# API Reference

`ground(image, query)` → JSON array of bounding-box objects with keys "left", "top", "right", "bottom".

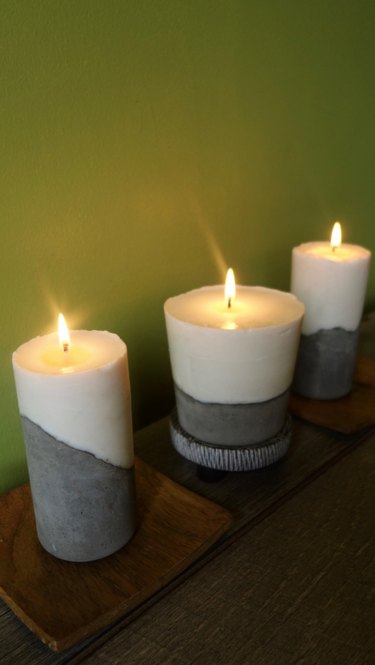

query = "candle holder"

[
  {"left": 22, "top": 417, "right": 137, "bottom": 562},
  {"left": 170, "top": 409, "right": 292, "bottom": 472},
  {"left": 292, "top": 328, "right": 360, "bottom": 399}
]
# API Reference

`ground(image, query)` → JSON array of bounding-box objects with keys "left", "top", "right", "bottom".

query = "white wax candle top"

[
  {"left": 298, "top": 242, "right": 370, "bottom": 263},
  {"left": 13, "top": 329, "right": 133, "bottom": 468},
  {"left": 14, "top": 330, "right": 125, "bottom": 375},
  {"left": 291, "top": 241, "right": 371, "bottom": 334},
  {"left": 164, "top": 285, "right": 304, "bottom": 403},
  {"left": 165, "top": 285, "right": 304, "bottom": 330}
]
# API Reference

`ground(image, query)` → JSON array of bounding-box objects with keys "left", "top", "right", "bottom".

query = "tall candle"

[
  {"left": 12, "top": 319, "right": 136, "bottom": 562},
  {"left": 291, "top": 224, "right": 371, "bottom": 399},
  {"left": 164, "top": 283, "right": 304, "bottom": 449}
]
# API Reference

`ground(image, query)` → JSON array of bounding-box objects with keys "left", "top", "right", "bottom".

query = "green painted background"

[{"left": 1, "top": 1, "right": 374, "bottom": 492}]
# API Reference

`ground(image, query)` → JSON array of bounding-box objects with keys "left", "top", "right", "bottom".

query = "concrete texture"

[
  {"left": 174, "top": 385, "right": 289, "bottom": 446},
  {"left": 358, "top": 311, "right": 375, "bottom": 360},
  {"left": 21, "top": 417, "right": 137, "bottom": 562},
  {"left": 170, "top": 410, "right": 292, "bottom": 471},
  {"left": 293, "top": 327, "right": 360, "bottom": 399}
]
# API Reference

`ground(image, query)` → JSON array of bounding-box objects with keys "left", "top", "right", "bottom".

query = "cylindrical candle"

[
  {"left": 164, "top": 286, "right": 304, "bottom": 447},
  {"left": 291, "top": 239, "right": 371, "bottom": 399},
  {"left": 12, "top": 327, "right": 136, "bottom": 562}
]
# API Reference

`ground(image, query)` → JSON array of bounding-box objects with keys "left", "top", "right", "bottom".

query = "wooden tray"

[
  {"left": 289, "top": 357, "right": 375, "bottom": 434},
  {"left": 0, "top": 457, "right": 232, "bottom": 652}
]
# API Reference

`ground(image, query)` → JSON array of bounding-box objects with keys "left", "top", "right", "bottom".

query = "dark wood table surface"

[{"left": 1, "top": 314, "right": 374, "bottom": 665}]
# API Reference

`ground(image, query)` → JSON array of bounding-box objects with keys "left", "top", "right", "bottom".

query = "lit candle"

[
  {"left": 291, "top": 223, "right": 371, "bottom": 399},
  {"left": 164, "top": 272, "right": 304, "bottom": 455},
  {"left": 12, "top": 315, "right": 136, "bottom": 562}
]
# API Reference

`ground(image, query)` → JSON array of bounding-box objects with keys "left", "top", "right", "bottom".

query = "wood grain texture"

[
  {"left": 78, "top": 432, "right": 375, "bottom": 665},
  {"left": 134, "top": 416, "right": 371, "bottom": 539},
  {"left": 289, "top": 356, "right": 375, "bottom": 433},
  {"left": 0, "top": 417, "right": 371, "bottom": 665},
  {"left": 1, "top": 319, "right": 374, "bottom": 663},
  {"left": 0, "top": 457, "right": 232, "bottom": 653}
]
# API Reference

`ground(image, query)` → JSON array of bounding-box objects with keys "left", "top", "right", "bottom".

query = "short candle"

[
  {"left": 12, "top": 316, "right": 136, "bottom": 562},
  {"left": 291, "top": 223, "right": 371, "bottom": 399},
  {"left": 164, "top": 275, "right": 304, "bottom": 449}
]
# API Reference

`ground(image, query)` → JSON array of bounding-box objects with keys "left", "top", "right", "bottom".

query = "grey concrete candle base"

[
  {"left": 170, "top": 410, "right": 292, "bottom": 471},
  {"left": 174, "top": 385, "right": 289, "bottom": 446},
  {"left": 21, "top": 416, "right": 137, "bottom": 562},
  {"left": 293, "top": 327, "right": 360, "bottom": 400}
]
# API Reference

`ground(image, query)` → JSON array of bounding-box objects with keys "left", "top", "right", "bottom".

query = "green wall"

[{"left": 1, "top": 1, "right": 374, "bottom": 492}]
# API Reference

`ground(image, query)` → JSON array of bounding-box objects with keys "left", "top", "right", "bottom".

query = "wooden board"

[
  {"left": 289, "top": 356, "right": 375, "bottom": 433},
  {"left": 88, "top": 433, "right": 375, "bottom": 665},
  {"left": 0, "top": 457, "right": 232, "bottom": 653}
]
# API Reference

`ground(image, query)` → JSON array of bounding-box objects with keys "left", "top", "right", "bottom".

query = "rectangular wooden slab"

[
  {"left": 289, "top": 356, "right": 375, "bottom": 433},
  {"left": 0, "top": 457, "right": 232, "bottom": 652}
]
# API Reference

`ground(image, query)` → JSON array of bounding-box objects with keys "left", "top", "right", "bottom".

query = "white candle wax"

[
  {"left": 164, "top": 286, "right": 304, "bottom": 404},
  {"left": 12, "top": 330, "right": 134, "bottom": 468},
  {"left": 291, "top": 242, "right": 371, "bottom": 335}
]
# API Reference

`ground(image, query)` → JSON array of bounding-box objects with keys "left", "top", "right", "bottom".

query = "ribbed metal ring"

[{"left": 169, "top": 410, "right": 292, "bottom": 472}]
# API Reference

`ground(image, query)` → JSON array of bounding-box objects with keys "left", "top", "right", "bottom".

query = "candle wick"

[
  {"left": 63, "top": 343, "right": 69, "bottom": 353},
  {"left": 227, "top": 297, "right": 232, "bottom": 309}
]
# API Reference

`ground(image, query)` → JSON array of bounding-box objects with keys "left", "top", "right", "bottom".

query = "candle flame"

[
  {"left": 331, "top": 222, "right": 342, "bottom": 251},
  {"left": 225, "top": 268, "right": 236, "bottom": 308},
  {"left": 58, "top": 313, "right": 70, "bottom": 352}
]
